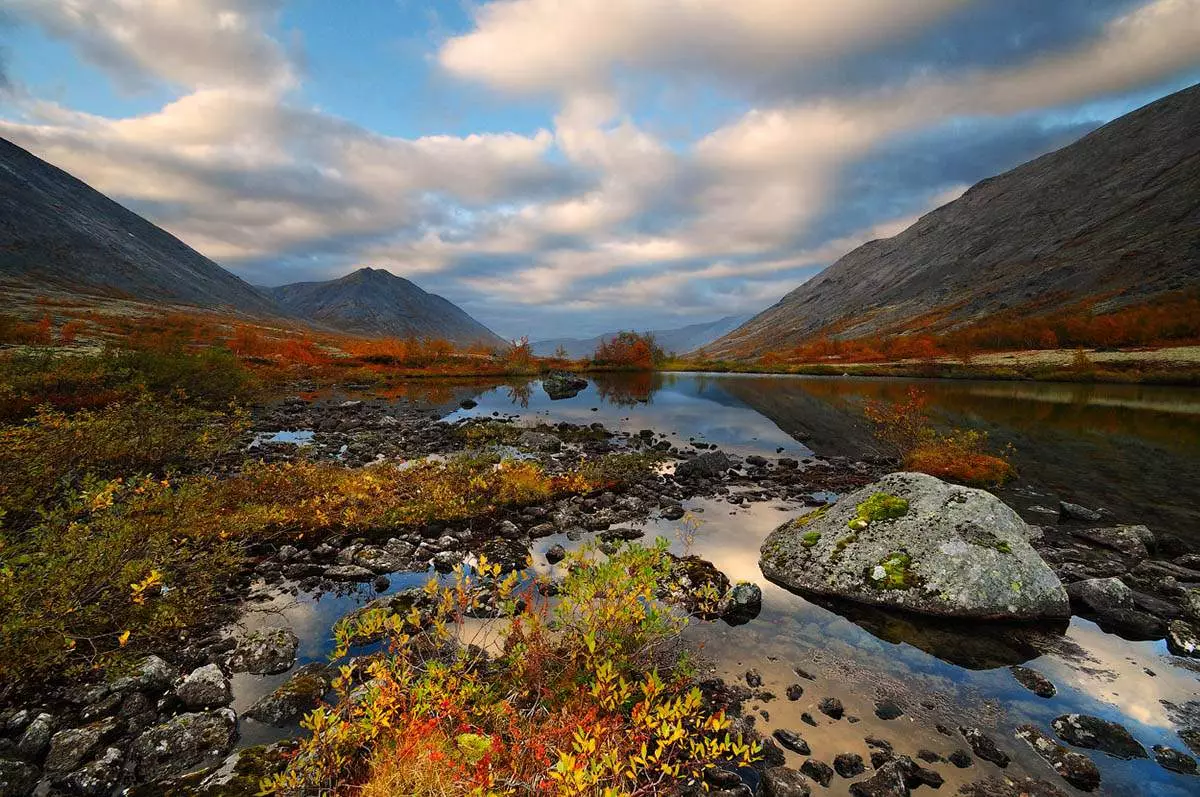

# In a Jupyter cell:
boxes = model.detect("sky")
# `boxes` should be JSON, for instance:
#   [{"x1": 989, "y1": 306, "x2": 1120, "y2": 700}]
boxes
[{"x1": 0, "y1": 1, "x2": 1198, "y2": 340}]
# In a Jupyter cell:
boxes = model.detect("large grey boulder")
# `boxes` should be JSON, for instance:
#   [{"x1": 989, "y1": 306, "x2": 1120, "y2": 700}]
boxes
[
  {"x1": 760, "y1": 473, "x2": 1069, "y2": 620},
  {"x1": 176, "y1": 664, "x2": 233, "y2": 709},
  {"x1": 227, "y1": 628, "x2": 299, "y2": 675},
  {"x1": 130, "y1": 709, "x2": 238, "y2": 782},
  {"x1": 542, "y1": 372, "x2": 588, "y2": 400}
]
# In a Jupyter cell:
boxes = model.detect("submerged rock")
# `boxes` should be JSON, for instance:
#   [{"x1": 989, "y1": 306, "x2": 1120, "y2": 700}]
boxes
[
  {"x1": 760, "y1": 473, "x2": 1068, "y2": 620},
  {"x1": 1010, "y1": 666, "x2": 1057, "y2": 698},
  {"x1": 800, "y1": 759, "x2": 834, "y2": 787},
  {"x1": 1051, "y1": 714, "x2": 1147, "y2": 760},
  {"x1": 960, "y1": 726, "x2": 1010, "y2": 768},
  {"x1": 1152, "y1": 744, "x2": 1198, "y2": 775},
  {"x1": 759, "y1": 766, "x2": 811, "y2": 797},
  {"x1": 1015, "y1": 724, "x2": 1101, "y2": 791}
]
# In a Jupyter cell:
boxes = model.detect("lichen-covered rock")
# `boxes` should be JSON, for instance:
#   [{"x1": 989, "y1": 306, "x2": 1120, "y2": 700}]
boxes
[
  {"x1": 1152, "y1": 744, "x2": 1197, "y2": 775},
  {"x1": 800, "y1": 759, "x2": 833, "y2": 787},
  {"x1": 176, "y1": 664, "x2": 233, "y2": 709},
  {"x1": 1051, "y1": 714, "x2": 1147, "y2": 760},
  {"x1": 227, "y1": 628, "x2": 299, "y2": 675},
  {"x1": 0, "y1": 759, "x2": 38, "y2": 797},
  {"x1": 675, "y1": 451, "x2": 733, "y2": 480},
  {"x1": 130, "y1": 709, "x2": 238, "y2": 782},
  {"x1": 1015, "y1": 724, "x2": 1101, "y2": 791},
  {"x1": 760, "y1": 473, "x2": 1069, "y2": 620},
  {"x1": 1167, "y1": 619, "x2": 1200, "y2": 657},
  {"x1": 45, "y1": 719, "x2": 119, "y2": 777},
  {"x1": 1010, "y1": 666, "x2": 1056, "y2": 698},
  {"x1": 16, "y1": 712, "x2": 54, "y2": 759},
  {"x1": 542, "y1": 372, "x2": 587, "y2": 400},
  {"x1": 110, "y1": 655, "x2": 175, "y2": 693},
  {"x1": 63, "y1": 747, "x2": 123, "y2": 796},
  {"x1": 960, "y1": 726, "x2": 1010, "y2": 768},
  {"x1": 517, "y1": 430, "x2": 562, "y2": 453},
  {"x1": 1067, "y1": 577, "x2": 1134, "y2": 613},
  {"x1": 245, "y1": 663, "x2": 332, "y2": 726},
  {"x1": 720, "y1": 582, "x2": 763, "y2": 625},
  {"x1": 759, "y1": 766, "x2": 811, "y2": 797}
]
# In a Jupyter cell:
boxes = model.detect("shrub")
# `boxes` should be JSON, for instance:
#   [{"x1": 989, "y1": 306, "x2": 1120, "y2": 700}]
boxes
[
  {"x1": 265, "y1": 542, "x2": 758, "y2": 795},
  {"x1": 593, "y1": 332, "x2": 664, "y2": 370}
]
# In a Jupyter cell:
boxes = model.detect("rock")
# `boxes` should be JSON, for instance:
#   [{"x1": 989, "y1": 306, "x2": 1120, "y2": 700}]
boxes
[
  {"x1": 746, "y1": 455, "x2": 769, "y2": 468},
  {"x1": 130, "y1": 709, "x2": 238, "y2": 782},
  {"x1": 949, "y1": 749, "x2": 973, "y2": 768},
  {"x1": 960, "y1": 727, "x2": 1010, "y2": 768},
  {"x1": 1051, "y1": 714, "x2": 1147, "y2": 760},
  {"x1": 745, "y1": 670, "x2": 763, "y2": 688},
  {"x1": 958, "y1": 776, "x2": 1068, "y2": 797},
  {"x1": 1167, "y1": 619, "x2": 1200, "y2": 657},
  {"x1": 916, "y1": 750, "x2": 943, "y2": 764},
  {"x1": 833, "y1": 752, "x2": 865, "y2": 778},
  {"x1": 1183, "y1": 589, "x2": 1200, "y2": 623},
  {"x1": 16, "y1": 713, "x2": 54, "y2": 759},
  {"x1": 1010, "y1": 666, "x2": 1056, "y2": 698},
  {"x1": 478, "y1": 537, "x2": 531, "y2": 572},
  {"x1": 1059, "y1": 502, "x2": 1102, "y2": 523},
  {"x1": 545, "y1": 544, "x2": 567, "y2": 565},
  {"x1": 325, "y1": 564, "x2": 376, "y2": 581},
  {"x1": 228, "y1": 627, "x2": 299, "y2": 675},
  {"x1": 460, "y1": 399, "x2": 477, "y2": 409},
  {"x1": 44, "y1": 720, "x2": 119, "y2": 778},
  {"x1": 772, "y1": 729, "x2": 810, "y2": 755},
  {"x1": 352, "y1": 546, "x2": 409, "y2": 573},
  {"x1": 64, "y1": 746, "x2": 123, "y2": 796},
  {"x1": 759, "y1": 766, "x2": 811, "y2": 797},
  {"x1": 785, "y1": 684, "x2": 804, "y2": 701},
  {"x1": 1067, "y1": 577, "x2": 1134, "y2": 613},
  {"x1": 1152, "y1": 744, "x2": 1198, "y2": 775},
  {"x1": 245, "y1": 663, "x2": 332, "y2": 726},
  {"x1": 110, "y1": 655, "x2": 175, "y2": 693},
  {"x1": 661, "y1": 505, "x2": 686, "y2": 520},
  {"x1": 760, "y1": 473, "x2": 1069, "y2": 620},
  {"x1": 0, "y1": 759, "x2": 38, "y2": 797},
  {"x1": 1069, "y1": 526, "x2": 1149, "y2": 562},
  {"x1": 542, "y1": 372, "x2": 588, "y2": 400},
  {"x1": 722, "y1": 582, "x2": 763, "y2": 625},
  {"x1": 373, "y1": 574, "x2": 391, "y2": 592},
  {"x1": 675, "y1": 451, "x2": 733, "y2": 480},
  {"x1": 800, "y1": 759, "x2": 833, "y2": 787},
  {"x1": 1015, "y1": 724, "x2": 1101, "y2": 791},
  {"x1": 432, "y1": 550, "x2": 462, "y2": 572},
  {"x1": 818, "y1": 697, "x2": 844, "y2": 720},
  {"x1": 848, "y1": 760, "x2": 909, "y2": 797},
  {"x1": 874, "y1": 700, "x2": 904, "y2": 720},
  {"x1": 176, "y1": 664, "x2": 233, "y2": 709},
  {"x1": 777, "y1": 458, "x2": 799, "y2": 469},
  {"x1": 517, "y1": 430, "x2": 562, "y2": 452}
]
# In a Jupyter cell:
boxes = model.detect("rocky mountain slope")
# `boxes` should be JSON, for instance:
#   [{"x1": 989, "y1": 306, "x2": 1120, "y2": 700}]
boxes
[
  {"x1": 267, "y1": 267, "x2": 506, "y2": 347},
  {"x1": 533, "y1": 315, "x2": 749, "y2": 359},
  {"x1": 0, "y1": 136, "x2": 280, "y2": 316},
  {"x1": 708, "y1": 83, "x2": 1200, "y2": 358}
]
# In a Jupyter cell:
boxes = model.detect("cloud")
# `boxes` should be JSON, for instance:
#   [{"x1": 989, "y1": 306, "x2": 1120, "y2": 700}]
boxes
[{"x1": 0, "y1": 0, "x2": 295, "y2": 91}]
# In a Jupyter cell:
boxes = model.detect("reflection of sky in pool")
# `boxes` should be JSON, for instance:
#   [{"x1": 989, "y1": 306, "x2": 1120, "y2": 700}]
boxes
[{"x1": 233, "y1": 373, "x2": 1200, "y2": 794}]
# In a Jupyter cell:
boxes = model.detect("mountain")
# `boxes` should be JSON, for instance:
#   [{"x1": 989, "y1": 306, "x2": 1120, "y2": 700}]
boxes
[
  {"x1": 533, "y1": 315, "x2": 749, "y2": 359},
  {"x1": 0, "y1": 136, "x2": 280, "y2": 316},
  {"x1": 267, "y1": 267, "x2": 506, "y2": 347},
  {"x1": 708, "y1": 83, "x2": 1200, "y2": 359}
]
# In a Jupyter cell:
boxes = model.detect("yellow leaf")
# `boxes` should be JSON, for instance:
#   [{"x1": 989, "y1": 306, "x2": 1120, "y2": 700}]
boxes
[{"x1": 118, "y1": 630, "x2": 131, "y2": 647}]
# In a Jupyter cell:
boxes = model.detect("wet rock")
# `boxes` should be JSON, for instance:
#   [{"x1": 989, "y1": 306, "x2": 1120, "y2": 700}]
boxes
[
  {"x1": 959, "y1": 726, "x2": 1010, "y2": 768},
  {"x1": 761, "y1": 473, "x2": 1069, "y2": 620},
  {"x1": 958, "y1": 775, "x2": 1068, "y2": 797},
  {"x1": 745, "y1": 669, "x2": 763, "y2": 688},
  {"x1": 1167, "y1": 619, "x2": 1200, "y2": 657},
  {"x1": 675, "y1": 451, "x2": 733, "y2": 480},
  {"x1": 949, "y1": 749, "x2": 973, "y2": 768},
  {"x1": 373, "y1": 574, "x2": 391, "y2": 592},
  {"x1": 785, "y1": 684, "x2": 804, "y2": 701},
  {"x1": 352, "y1": 546, "x2": 409, "y2": 573},
  {"x1": 16, "y1": 713, "x2": 54, "y2": 759},
  {"x1": 479, "y1": 537, "x2": 531, "y2": 572},
  {"x1": 64, "y1": 746, "x2": 123, "y2": 796},
  {"x1": 722, "y1": 582, "x2": 763, "y2": 625},
  {"x1": 1010, "y1": 666, "x2": 1056, "y2": 698},
  {"x1": 1067, "y1": 576, "x2": 1134, "y2": 613},
  {"x1": 542, "y1": 372, "x2": 588, "y2": 400},
  {"x1": 772, "y1": 729, "x2": 811, "y2": 755},
  {"x1": 1015, "y1": 724, "x2": 1101, "y2": 791},
  {"x1": 874, "y1": 700, "x2": 904, "y2": 720},
  {"x1": 517, "y1": 430, "x2": 562, "y2": 453},
  {"x1": 545, "y1": 544, "x2": 567, "y2": 565},
  {"x1": 746, "y1": 455, "x2": 769, "y2": 468},
  {"x1": 661, "y1": 505, "x2": 686, "y2": 520},
  {"x1": 1051, "y1": 714, "x2": 1147, "y2": 760},
  {"x1": 759, "y1": 766, "x2": 811, "y2": 797},
  {"x1": 459, "y1": 399, "x2": 477, "y2": 409},
  {"x1": 176, "y1": 664, "x2": 233, "y2": 709},
  {"x1": 1069, "y1": 526, "x2": 1149, "y2": 562},
  {"x1": 848, "y1": 760, "x2": 908, "y2": 797},
  {"x1": 1059, "y1": 502, "x2": 1102, "y2": 523},
  {"x1": 0, "y1": 759, "x2": 38, "y2": 797},
  {"x1": 801, "y1": 713, "x2": 817, "y2": 727},
  {"x1": 916, "y1": 750, "x2": 943, "y2": 763},
  {"x1": 325, "y1": 564, "x2": 375, "y2": 581},
  {"x1": 130, "y1": 709, "x2": 238, "y2": 782},
  {"x1": 1152, "y1": 744, "x2": 1198, "y2": 775},
  {"x1": 800, "y1": 758, "x2": 834, "y2": 787},
  {"x1": 662, "y1": 554, "x2": 731, "y2": 615},
  {"x1": 1183, "y1": 589, "x2": 1200, "y2": 623},
  {"x1": 228, "y1": 627, "x2": 299, "y2": 675},
  {"x1": 818, "y1": 697, "x2": 844, "y2": 720},
  {"x1": 245, "y1": 663, "x2": 332, "y2": 726},
  {"x1": 833, "y1": 752, "x2": 865, "y2": 778}
]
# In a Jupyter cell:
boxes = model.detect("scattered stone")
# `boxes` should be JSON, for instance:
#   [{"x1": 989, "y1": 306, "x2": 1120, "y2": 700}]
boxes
[
  {"x1": 874, "y1": 700, "x2": 904, "y2": 720},
  {"x1": 958, "y1": 775, "x2": 1068, "y2": 797},
  {"x1": 130, "y1": 709, "x2": 239, "y2": 782},
  {"x1": 761, "y1": 473, "x2": 1069, "y2": 620},
  {"x1": 949, "y1": 749, "x2": 973, "y2": 768},
  {"x1": 1167, "y1": 619, "x2": 1200, "y2": 657},
  {"x1": 245, "y1": 663, "x2": 332, "y2": 726},
  {"x1": 1059, "y1": 501, "x2": 1102, "y2": 523},
  {"x1": 545, "y1": 544, "x2": 567, "y2": 565},
  {"x1": 1015, "y1": 724, "x2": 1101, "y2": 791},
  {"x1": 722, "y1": 582, "x2": 763, "y2": 624},
  {"x1": 759, "y1": 766, "x2": 812, "y2": 797},
  {"x1": 176, "y1": 664, "x2": 233, "y2": 709},
  {"x1": 0, "y1": 759, "x2": 39, "y2": 797},
  {"x1": 517, "y1": 430, "x2": 562, "y2": 453},
  {"x1": 110, "y1": 655, "x2": 175, "y2": 693},
  {"x1": 800, "y1": 759, "x2": 834, "y2": 787},
  {"x1": 541, "y1": 372, "x2": 588, "y2": 400},
  {"x1": 801, "y1": 713, "x2": 817, "y2": 727},
  {"x1": 959, "y1": 727, "x2": 1010, "y2": 768},
  {"x1": 1010, "y1": 666, "x2": 1057, "y2": 698},
  {"x1": 916, "y1": 750, "x2": 943, "y2": 764},
  {"x1": 793, "y1": 667, "x2": 816, "y2": 680},
  {"x1": 746, "y1": 669, "x2": 763, "y2": 688},
  {"x1": 785, "y1": 684, "x2": 804, "y2": 701},
  {"x1": 848, "y1": 760, "x2": 908, "y2": 797},
  {"x1": 16, "y1": 713, "x2": 54, "y2": 759},
  {"x1": 818, "y1": 697, "x2": 844, "y2": 720},
  {"x1": 675, "y1": 451, "x2": 733, "y2": 480},
  {"x1": 1152, "y1": 744, "x2": 1198, "y2": 775},
  {"x1": 661, "y1": 505, "x2": 686, "y2": 520},
  {"x1": 833, "y1": 752, "x2": 865, "y2": 778},
  {"x1": 228, "y1": 627, "x2": 299, "y2": 675},
  {"x1": 373, "y1": 574, "x2": 391, "y2": 592},
  {"x1": 459, "y1": 399, "x2": 477, "y2": 409},
  {"x1": 1051, "y1": 714, "x2": 1147, "y2": 760},
  {"x1": 64, "y1": 746, "x2": 123, "y2": 796},
  {"x1": 772, "y1": 729, "x2": 811, "y2": 755},
  {"x1": 746, "y1": 455, "x2": 769, "y2": 468}
]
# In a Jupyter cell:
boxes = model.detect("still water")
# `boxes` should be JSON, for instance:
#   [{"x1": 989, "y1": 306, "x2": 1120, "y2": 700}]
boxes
[{"x1": 239, "y1": 373, "x2": 1200, "y2": 796}]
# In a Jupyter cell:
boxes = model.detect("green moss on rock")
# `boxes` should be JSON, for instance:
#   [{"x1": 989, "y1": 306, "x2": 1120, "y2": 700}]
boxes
[
  {"x1": 801, "y1": 531, "x2": 821, "y2": 548},
  {"x1": 849, "y1": 493, "x2": 909, "y2": 530},
  {"x1": 869, "y1": 552, "x2": 919, "y2": 590}
]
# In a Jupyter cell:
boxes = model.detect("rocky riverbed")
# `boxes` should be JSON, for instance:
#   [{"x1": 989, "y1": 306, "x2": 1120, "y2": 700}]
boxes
[{"x1": 2, "y1": 377, "x2": 1199, "y2": 797}]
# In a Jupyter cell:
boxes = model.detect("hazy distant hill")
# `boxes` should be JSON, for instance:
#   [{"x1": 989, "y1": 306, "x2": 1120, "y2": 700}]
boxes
[
  {"x1": 709, "y1": 83, "x2": 1200, "y2": 358},
  {"x1": 0, "y1": 136, "x2": 280, "y2": 316},
  {"x1": 267, "y1": 267, "x2": 506, "y2": 347},
  {"x1": 533, "y1": 315, "x2": 749, "y2": 359}
]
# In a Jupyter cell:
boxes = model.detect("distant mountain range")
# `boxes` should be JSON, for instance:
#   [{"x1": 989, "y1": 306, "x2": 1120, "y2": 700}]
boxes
[
  {"x1": 708, "y1": 83, "x2": 1200, "y2": 359},
  {"x1": 0, "y1": 136, "x2": 278, "y2": 316},
  {"x1": 266, "y1": 268, "x2": 505, "y2": 347},
  {"x1": 0, "y1": 135, "x2": 504, "y2": 345},
  {"x1": 533, "y1": 315, "x2": 749, "y2": 359}
]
